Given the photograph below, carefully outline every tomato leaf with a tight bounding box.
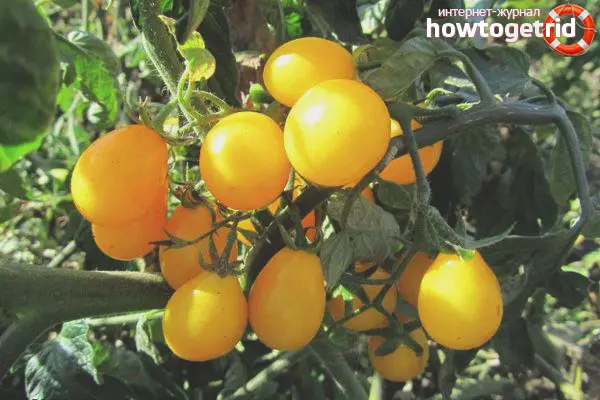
[384,0,424,41]
[67,31,122,78]
[305,0,365,43]
[547,111,592,207]
[25,320,100,400]
[0,136,45,174]
[174,0,210,44]
[320,232,354,288]
[493,318,535,373]
[376,180,414,210]
[135,311,166,364]
[547,270,591,308]
[0,169,26,199]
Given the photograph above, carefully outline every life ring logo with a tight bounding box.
[543,4,596,56]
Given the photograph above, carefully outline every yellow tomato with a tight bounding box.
[368,328,429,382]
[396,252,435,307]
[162,273,247,361]
[71,124,168,226]
[248,248,325,350]
[263,37,356,107]
[418,251,503,350]
[92,187,168,260]
[327,267,397,331]
[159,204,237,290]
[284,79,390,187]
[380,119,443,185]
[200,112,291,211]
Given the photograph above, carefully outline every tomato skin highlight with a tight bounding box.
[263,37,356,107]
[380,120,443,185]
[200,112,291,211]
[368,328,429,382]
[418,251,503,350]
[284,79,390,187]
[162,273,248,361]
[327,267,397,331]
[159,204,237,290]
[396,252,435,307]
[71,124,168,226]
[248,248,325,350]
[92,186,168,261]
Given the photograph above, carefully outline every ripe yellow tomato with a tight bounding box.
[200,112,291,211]
[418,251,503,350]
[92,187,168,261]
[248,248,325,350]
[396,252,435,307]
[284,79,390,187]
[71,124,168,226]
[327,267,397,331]
[368,328,429,382]
[160,204,237,290]
[162,273,247,361]
[380,119,443,185]
[263,37,356,107]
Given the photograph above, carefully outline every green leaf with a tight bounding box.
[309,340,368,400]
[67,31,122,77]
[57,36,120,127]
[199,4,240,106]
[357,0,388,36]
[174,0,210,44]
[384,0,424,41]
[305,0,364,43]
[0,169,26,198]
[25,320,100,400]
[160,16,216,82]
[461,45,531,97]
[0,0,59,148]
[320,232,353,288]
[548,111,592,207]
[376,180,414,210]
[493,318,535,372]
[220,352,248,397]
[449,126,501,205]
[135,311,165,364]
[583,210,600,237]
[547,270,591,308]
[361,35,454,101]
[500,270,528,304]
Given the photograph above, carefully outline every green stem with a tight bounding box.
[441,50,496,105]
[368,373,384,400]
[81,0,90,32]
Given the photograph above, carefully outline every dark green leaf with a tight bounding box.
[461,46,531,97]
[493,318,535,372]
[548,111,593,207]
[547,270,591,308]
[583,210,600,237]
[384,0,423,41]
[198,5,240,106]
[175,0,210,44]
[305,0,365,43]
[449,126,501,205]
[0,169,26,198]
[361,35,454,101]
[135,311,165,364]
[220,352,248,397]
[25,320,99,400]
[320,232,353,288]
[500,270,528,304]
[376,180,414,210]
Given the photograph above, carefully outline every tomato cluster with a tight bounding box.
[69,37,502,383]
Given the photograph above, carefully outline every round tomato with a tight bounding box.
[163,273,247,361]
[71,124,168,226]
[248,248,325,350]
[380,119,443,185]
[200,112,291,211]
[263,37,355,107]
[396,252,435,307]
[328,267,397,331]
[284,79,390,187]
[160,204,237,290]
[418,251,503,350]
[368,328,429,382]
[92,187,168,261]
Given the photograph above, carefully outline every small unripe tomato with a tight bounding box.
[380,119,443,185]
[418,251,503,350]
[200,112,291,211]
[92,187,168,260]
[263,37,355,107]
[162,273,247,361]
[368,328,429,382]
[285,79,390,187]
[71,124,168,226]
[160,204,237,290]
[248,248,325,350]
[327,267,397,331]
[396,252,435,307]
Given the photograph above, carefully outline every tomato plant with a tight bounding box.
[1,0,599,399]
